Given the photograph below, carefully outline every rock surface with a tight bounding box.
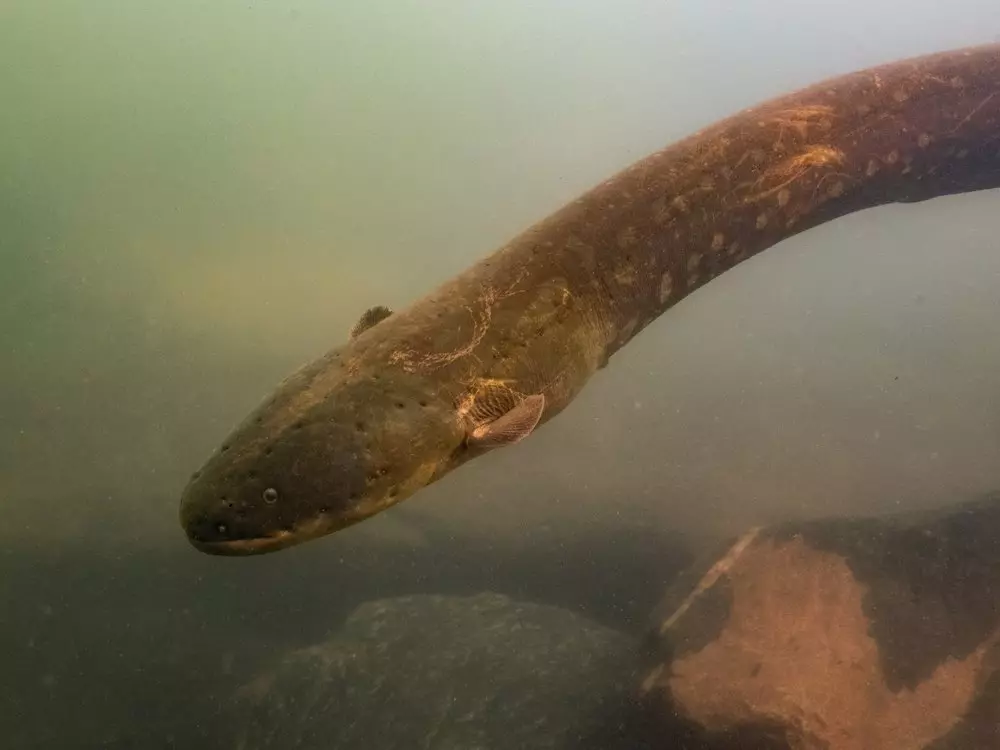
[641,493,1000,750]
[230,592,657,750]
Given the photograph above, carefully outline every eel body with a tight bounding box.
[180,44,1000,555]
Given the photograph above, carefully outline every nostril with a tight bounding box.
[199,516,231,540]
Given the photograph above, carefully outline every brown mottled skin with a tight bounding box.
[181,44,1000,555]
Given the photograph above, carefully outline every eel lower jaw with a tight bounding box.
[188,529,298,556]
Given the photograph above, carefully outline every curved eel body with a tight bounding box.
[181,43,1000,556]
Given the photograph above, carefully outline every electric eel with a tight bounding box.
[180,43,1000,556]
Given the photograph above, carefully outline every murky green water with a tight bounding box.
[5,2,1000,747]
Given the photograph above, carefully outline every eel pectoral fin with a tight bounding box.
[467,394,545,449]
[350,305,394,338]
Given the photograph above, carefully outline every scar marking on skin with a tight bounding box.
[390,270,528,373]
[651,197,672,225]
[949,92,998,135]
[764,105,836,145]
[658,272,674,304]
[733,148,764,169]
[744,145,846,203]
[711,233,725,251]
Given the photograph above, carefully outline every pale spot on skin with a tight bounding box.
[616,226,637,248]
[686,253,702,272]
[777,188,790,207]
[711,233,725,252]
[614,318,639,346]
[672,195,689,213]
[957,148,969,159]
[886,150,900,165]
[918,133,932,148]
[866,159,880,177]
[892,88,910,103]
[827,181,844,198]
[951,76,965,88]
[756,213,769,229]
[699,175,715,191]
[614,265,638,286]
[658,272,673,304]
[726,241,741,257]
[651,197,671,225]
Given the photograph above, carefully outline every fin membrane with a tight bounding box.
[468,393,545,449]
[350,305,393,338]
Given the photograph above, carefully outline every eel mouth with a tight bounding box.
[187,529,298,556]
[185,512,360,556]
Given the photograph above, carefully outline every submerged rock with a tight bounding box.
[640,493,1000,750]
[231,592,656,750]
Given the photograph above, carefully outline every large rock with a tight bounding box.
[230,592,657,750]
[640,493,1000,749]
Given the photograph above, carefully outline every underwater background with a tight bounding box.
[5,1,1000,747]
